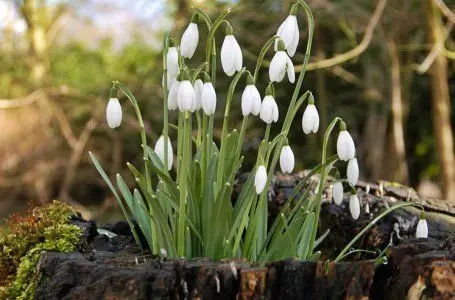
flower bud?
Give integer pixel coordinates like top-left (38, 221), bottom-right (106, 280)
top-left (279, 145), bottom-right (295, 174)
top-left (260, 95), bottom-right (279, 124)
top-left (241, 84), bottom-right (261, 116)
top-left (154, 135), bottom-right (173, 171)
top-left (269, 49), bottom-right (295, 83)
top-left (177, 80), bottom-right (196, 112)
top-left (166, 46), bottom-right (179, 77)
top-left (221, 34), bottom-right (243, 76)
top-left (416, 214), bottom-right (428, 239)
top-left (347, 158), bottom-right (359, 186)
top-left (106, 98), bottom-right (122, 128)
top-left (201, 82), bottom-right (217, 115)
top-left (274, 14), bottom-right (299, 57)
top-left (168, 81), bottom-right (180, 111)
top-left (180, 22), bottom-right (199, 59)
top-left (349, 191), bottom-right (360, 220)
top-left (337, 122), bottom-right (356, 161)
top-left (332, 182), bottom-right (343, 205)
top-left (301, 104), bottom-right (319, 134)
top-left (254, 165), bottom-right (267, 194)
top-left (193, 79), bottom-right (204, 110)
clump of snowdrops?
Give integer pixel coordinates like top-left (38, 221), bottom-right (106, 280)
top-left (90, 0), bottom-right (428, 262)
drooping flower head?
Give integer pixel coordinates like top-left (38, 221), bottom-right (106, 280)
top-left (155, 135), bottom-right (173, 171)
top-left (337, 121), bottom-right (356, 161)
top-left (347, 157), bottom-right (359, 186)
top-left (221, 23), bottom-right (243, 76)
top-left (180, 14), bottom-right (199, 59)
top-left (177, 69), bottom-right (196, 112)
top-left (269, 39), bottom-right (295, 83)
top-left (241, 74), bottom-right (261, 117)
top-left (193, 79), bottom-right (204, 111)
top-left (279, 145), bottom-right (295, 174)
top-left (416, 211), bottom-right (428, 239)
top-left (106, 86), bottom-right (122, 129)
top-left (260, 84), bottom-right (279, 124)
top-left (349, 188), bottom-right (360, 220)
top-left (168, 78), bottom-right (181, 111)
top-left (275, 4), bottom-right (299, 57)
top-left (201, 73), bottom-right (217, 115)
top-left (254, 164), bottom-right (268, 194)
top-left (166, 38), bottom-right (179, 78)
top-left (301, 94), bottom-right (319, 134)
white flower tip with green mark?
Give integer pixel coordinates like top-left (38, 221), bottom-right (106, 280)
top-left (269, 51), bottom-right (295, 83)
top-left (177, 80), bottom-right (196, 112)
top-left (241, 85), bottom-right (261, 117)
top-left (155, 135), bottom-right (173, 171)
top-left (201, 82), bottom-right (217, 115)
top-left (416, 218), bottom-right (428, 239)
top-left (301, 104), bottom-right (319, 134)
top-left (260, 95), bottom-right (279, 124)
top-left (279, 145), bottom-right (295, 174)
top-left (180, 23), bottom-right (199, 58)
top-left (337, 130), bottom-right (356, 161)
top-left (168, 81), bottom-right (181, 110)
top-left (193, 79), bottom-right (204, 110)
top-left (332, 182), bottom-right (343, 205)
top-left (254, 165), bottom-right (267, 194)
top-left (106, 98), bottom-right (122, 128)
top-left (221, 35), bottom-right (243, 76)
top-left (275, 15), bottom-right (299, 57)
top-left (349, 193), bottom-right (360, 220)
top-left (347, 158), bottom-right (359, 186)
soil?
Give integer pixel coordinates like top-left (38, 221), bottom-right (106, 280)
top-left (34, 176), bottom-right (455, 299)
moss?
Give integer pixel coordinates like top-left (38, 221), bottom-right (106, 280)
top-left (0, 201), bottom-right (82, 300)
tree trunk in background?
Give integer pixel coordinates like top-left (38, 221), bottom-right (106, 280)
top-left (386, 40), bottom-right (409, 184)
top-left (427, 2), bottom-right (455, 201)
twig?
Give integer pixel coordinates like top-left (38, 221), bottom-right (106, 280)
top-left (433, 0), bottom-right (455, 23)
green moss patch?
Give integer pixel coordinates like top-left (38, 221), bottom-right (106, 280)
top-left (0, 201), bottom-right (82, 299)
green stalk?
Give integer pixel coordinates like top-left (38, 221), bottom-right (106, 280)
top-left (205, 10), bottom-right (230, 74)
top-left (177, 112), bottom-right (184, 177)
top-left (178, 112), bottom-right (191, 257)
top-left (162, 33), bottom-right (170, 172)
top-left (253, 35), bottom-right (280, 83)
top-left (235, 116), bottom-right (249, 158)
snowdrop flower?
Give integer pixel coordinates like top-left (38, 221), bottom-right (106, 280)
top-left (177, 79), bottom-right (196, 112)
top-left (260, 85), bottom-right (279, 124)
top-left (416, 213), bottom-right (428, 239)
top-left (201, 79), bottom-right (217, 115)
top-left (254, 165), bottom-right (267, 194)
top-left (168, 80), bottom-right (180, 111)
top-left (332, 182), bottom-right (343, 205)
top-left (166, 42), bottom-right (179, 78)
top-left (301, 95), bottom-right (319, 134)
top-left (154, 135), bottom-right (173, 171)
top-left (337, 121), bottom-right (356, 161)
top-left (274, 5), bottom-right (299, 57)
top-left (193, 79), bottom-right (203, 110)
top-left (347, 158), bottom-right (359, 186)
top-left (269, 40), bottom-right (295, 83)
top-left (221, 24), bottom-right (242, 76)
top-left (279, 145), bottom-right (295, 174)
top-left (106, 97), bottom-right (122, 129)
top-left (349, 190), bottom-right (360, 220)
top-left (180, 15), bottom-right (199, 59)
top-left (241, 74), bottom-right (261, 116)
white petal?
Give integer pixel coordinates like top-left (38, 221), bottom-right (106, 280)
top-left (177, 80), bottom-right (196, 112)
top-left (337, 130), bottom-right (356, 161)
top-left (168, 81), bottom-right (180, 110)
top-left (416, 219), bottom-right (428, 238)
top-left (254, 165), bottom-right (268, 194)
top-left (250, 85), bottom-right (262, 116)
top-left (285, 55), bottom-right (295, 83)
top-left (347, 158), bottom-right (359, 186)
top-left (332, 182), bottom-right (344, 205)
top-left (349, 194), bottom-right (360, 220)
top-left (279, 146), bottom-right (295, 173)
top-left (193, 79), bottom-right (204, 110)
top-left (167, 47), bottom-right (179, 77)
top-left (181, 23), bottom-right (199, 58)
top-left (232, 36), bottom-right (243, 71)
top-left (201, 82), bottom-right (217, 115)
top-left (286, 17), bottom-right (299, 57)
top-left (311, 106), bottom-right (320, 133)
top-left (302, 105), bottom-right (317, 134)
top-left (241, 86), bottom-right (254, 116)
top-left (221, 36), bottom-right (236, 76)
top-left (269, 51), bottom-right (287, 82)
top-left (106, 98), bottom-right (122, 128)
top-left (260, 95), bottom-right (274, 124)
top-left (155, 136), bottom-right (173, 171)
top-left (272, 99), bottom-right (279, 122)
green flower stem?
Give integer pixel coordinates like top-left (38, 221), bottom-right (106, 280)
top-left (253, 35), bottom-right (280, 83)
top-left (307, 117), bottom-right (341, 256)
top-left (205, 10), bottom-right (230, 75)
top-left (191, 62), bottom-right (208, 83)
top-left (177, 112), bottom-right (184, 177)
top-left (115, 82), bottom-right (152, 193)
top-left (201, 113), bottom-right (208, 190)
top-left (178, 112), bottom-right (191, 257)
top-left (192, 7), bottom-right (212, 28)
top-left (162, 33), bottom-right (170, 172)
top-left (235, 116), bottom-right (249, 158)
top-left (334, 202), bottom-right (423, 263)
top-left (216, 68), bottom-right (247, 193)
top-left (196, 111), bottom-right (202, 147)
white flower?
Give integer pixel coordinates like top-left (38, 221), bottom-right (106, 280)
top-left (168, 80), bottom-right (180, 110)
top-left (260, 95), bottom-right (279, 124)
top-left (337, 129), bottom-right (356, 161)
top-left (269, 50), bottom-right (295, 83)
top-left (347, 158), bottom-right (359, 186)
top-left (275, 15), bottom-right (299, 57)
top-left (254, 165), bottom-right (267, 194)
top-left (177, 80), bottom-right (196, 112)
top-left (167, 46), bottom-right (179, 77)
top-left (241, 85), bottom-right (261, 116)
top-left (301, 104), bottom-right (319, 134)
top-left (416, 218), bottom-right (428, 238)
top-left (349, 193), bottom-right (360, 220)
top-left (193, 79), bottom-right (203, 110)
top-left (201, 82), bottom-right (217, 115)
top-left (221, 35), bottom-right (243, 76)
top-left (154, 135), bottom-right (173, 171)
top-left (166, 73), bottom-right (177, 91)
top-left (332, 182), bottom-right (343, 205)
top-left (279, 146), bottom-right (295, 174)
top-left (180, 23), bottom-right (199, 58)
top-left (106, 98), bottom-right (122, 128)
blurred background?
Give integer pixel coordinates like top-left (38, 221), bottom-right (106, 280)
top-left (0, 0), bottom-right (454, 223)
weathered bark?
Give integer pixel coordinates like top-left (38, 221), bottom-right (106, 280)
top-left (426, 1), bottom-right (455, 201)
top-left (386, 39), bottom-right (409, 184)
